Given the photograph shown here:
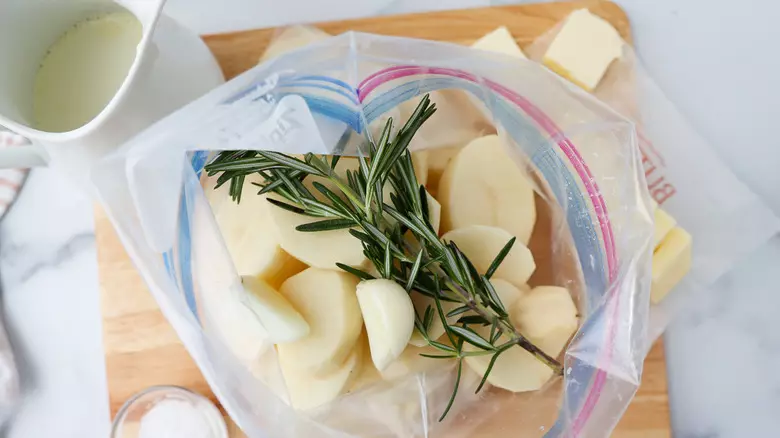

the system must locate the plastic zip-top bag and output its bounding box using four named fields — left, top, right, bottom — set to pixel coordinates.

left=93, top=32, right=657, bottom=437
